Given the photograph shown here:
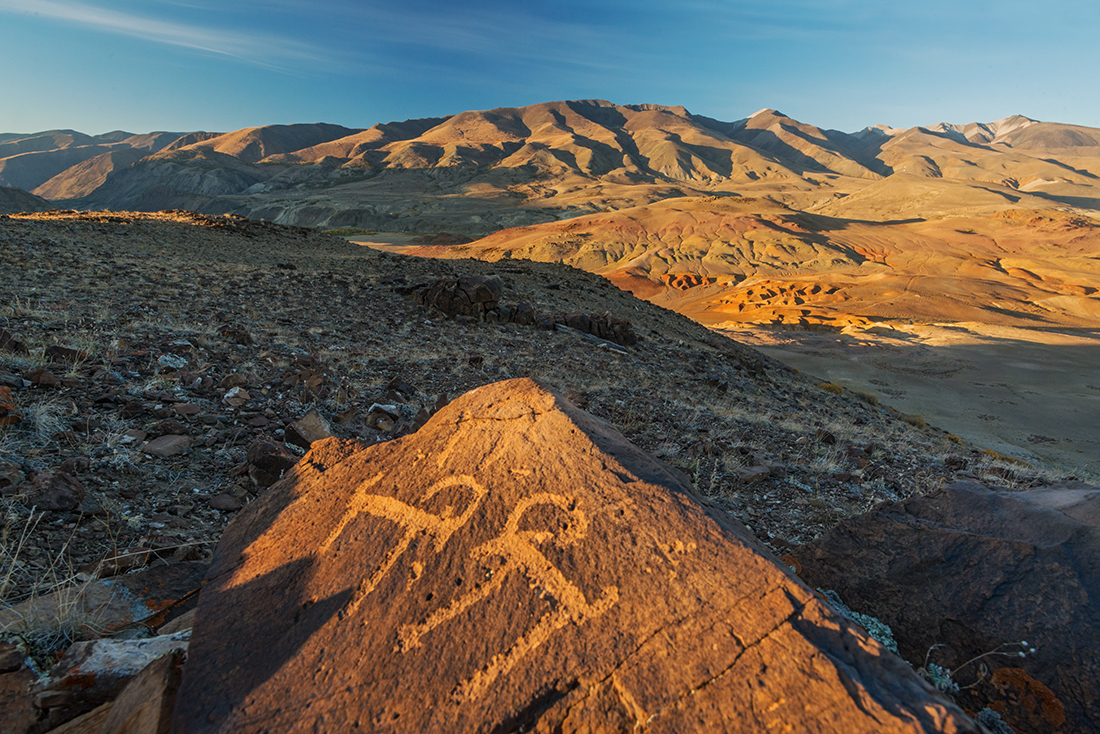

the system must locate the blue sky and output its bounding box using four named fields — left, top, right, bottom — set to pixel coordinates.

left=1, top=0, right=1097, bottom=135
